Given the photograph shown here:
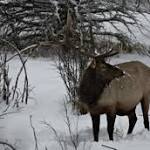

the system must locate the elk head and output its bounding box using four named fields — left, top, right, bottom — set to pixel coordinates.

left=78, top=50, right=124, bottom=105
